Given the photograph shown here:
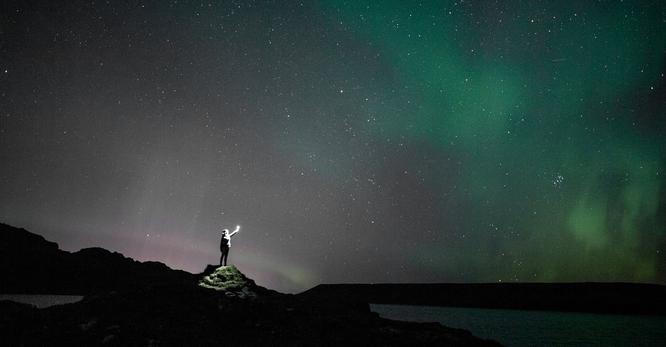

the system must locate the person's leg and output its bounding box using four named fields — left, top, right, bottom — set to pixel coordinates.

left=222, top=248, right=229, bottom=266
left=220, top=247, right=227, bottom=266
